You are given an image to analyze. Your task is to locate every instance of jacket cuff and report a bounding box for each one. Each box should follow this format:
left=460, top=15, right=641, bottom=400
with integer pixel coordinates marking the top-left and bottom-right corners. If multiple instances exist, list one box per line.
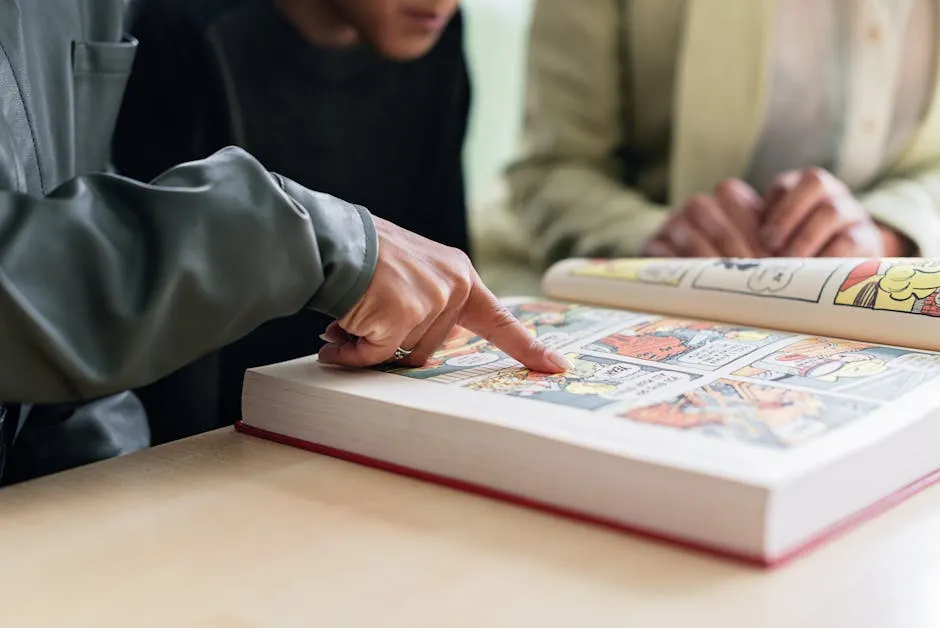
left=858, top=181, right=940, bottom=257
left=273, top=174, right=379, bottom=319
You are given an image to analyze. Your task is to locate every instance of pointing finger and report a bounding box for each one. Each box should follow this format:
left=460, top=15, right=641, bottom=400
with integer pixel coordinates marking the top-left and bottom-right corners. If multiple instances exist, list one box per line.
left=458, top=277, right=571, bottom=374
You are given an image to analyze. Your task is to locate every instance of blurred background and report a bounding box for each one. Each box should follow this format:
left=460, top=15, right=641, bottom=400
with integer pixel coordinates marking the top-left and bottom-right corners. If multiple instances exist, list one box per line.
left=461, top=0, right=532, bottom=211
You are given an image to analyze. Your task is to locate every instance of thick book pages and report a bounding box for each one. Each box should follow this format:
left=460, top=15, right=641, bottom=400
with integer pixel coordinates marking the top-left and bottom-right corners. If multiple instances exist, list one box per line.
left=239, top=260, right=940, bottom=565
left=543, top=257, right=940, bottom=351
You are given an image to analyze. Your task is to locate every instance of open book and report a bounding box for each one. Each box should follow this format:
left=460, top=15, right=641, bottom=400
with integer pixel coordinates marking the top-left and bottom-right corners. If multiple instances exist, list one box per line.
left=237, top=257, right=940, bottom=566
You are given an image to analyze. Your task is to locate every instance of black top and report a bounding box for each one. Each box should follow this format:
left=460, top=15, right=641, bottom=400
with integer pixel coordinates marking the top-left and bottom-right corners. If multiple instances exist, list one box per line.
left=115, top=0, right=470, bottom=249
left=113, top=0, right=471, bottom=440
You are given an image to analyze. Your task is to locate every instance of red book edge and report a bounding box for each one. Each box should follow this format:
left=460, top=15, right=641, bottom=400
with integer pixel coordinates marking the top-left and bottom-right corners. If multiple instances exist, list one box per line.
left=234, top=420, right=940, bottom=569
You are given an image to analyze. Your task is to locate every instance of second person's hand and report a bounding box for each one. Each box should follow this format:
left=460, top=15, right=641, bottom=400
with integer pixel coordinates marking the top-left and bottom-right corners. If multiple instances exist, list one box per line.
left=318, top=216, right=573, bottom=373
left=760, top=167, right=913, bottom=257
left=643, top=179, right=768, bottom=258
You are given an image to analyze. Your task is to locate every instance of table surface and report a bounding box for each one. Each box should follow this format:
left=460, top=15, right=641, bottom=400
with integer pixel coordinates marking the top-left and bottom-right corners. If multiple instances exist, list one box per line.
left=1, top=428, right=938, bottom=627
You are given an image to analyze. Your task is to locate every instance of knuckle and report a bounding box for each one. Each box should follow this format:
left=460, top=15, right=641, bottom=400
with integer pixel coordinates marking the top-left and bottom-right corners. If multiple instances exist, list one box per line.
left=433, top=283, right=450, bottom=309
left=815, top=201, right=838, bottom=222
left=449, top=246, right=472, bottom=270
left=685, top=198, right=712, bottom=223
left=791, top=232, right=815, bottom=250
left=714, top=179, right=738, bottom=201
left=492, top=306, right=517, bottom=329
left=805, top=166, right=828, bottom=182
left=685, top=194, right=709, bottom=210
left=447, top=248, right=474, bottom=291
left=401, top=302, right=427, bottom=325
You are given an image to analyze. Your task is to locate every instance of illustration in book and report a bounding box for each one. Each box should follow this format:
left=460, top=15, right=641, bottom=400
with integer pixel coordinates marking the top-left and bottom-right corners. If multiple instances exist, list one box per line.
left=621, top=379, right=878, bottom=449
left=585, top=318, right=789, bottom=370
left=569, top=258, right=690, bottom=287
left=387, top=301, right=636, bottom=381
left=690, top=258, right=835, bottom=303
left=464, top=353, right=700, bottom=411
left=834, top=259, right=940, bottom=316
left=733, top=337, right=940, bottom=400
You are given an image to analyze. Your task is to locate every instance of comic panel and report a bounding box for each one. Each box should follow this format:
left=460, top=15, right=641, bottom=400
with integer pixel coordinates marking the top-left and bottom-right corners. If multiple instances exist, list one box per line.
left=620, top=379, right=879, bottom=449
left=569, top=259, right=690, bottom=287
left=462, top=353, right=702, bottom=412
left=834, top=259, right=940, bottom=317
left=584, top=318, right=790, bottom=371
left=385, top=300, right=639, bottom=382
left=691, top=259, right=835, bottom=302
left=732, top=337, right=940, bottom=400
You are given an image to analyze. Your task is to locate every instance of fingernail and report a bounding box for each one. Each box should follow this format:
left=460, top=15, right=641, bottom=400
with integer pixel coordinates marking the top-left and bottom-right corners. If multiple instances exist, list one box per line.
left=546, top=350, right=574, bottom=372
left=319, top=329, right=347, bottom=344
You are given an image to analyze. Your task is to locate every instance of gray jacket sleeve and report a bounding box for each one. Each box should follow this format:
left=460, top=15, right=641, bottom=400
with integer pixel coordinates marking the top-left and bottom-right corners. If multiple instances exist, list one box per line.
left=0, top=146, right=377, bottom=404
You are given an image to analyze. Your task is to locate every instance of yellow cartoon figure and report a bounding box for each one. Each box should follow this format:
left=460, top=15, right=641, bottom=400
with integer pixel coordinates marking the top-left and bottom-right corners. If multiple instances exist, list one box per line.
left=836, top=259, right=940, bottom=315
left=739, top=337, right=889, bottom=383
left=571, top=259, right=687, bottom=287
left=466, top=354, right=632, bottom=411
left=563, top=381, right=618, bottom=395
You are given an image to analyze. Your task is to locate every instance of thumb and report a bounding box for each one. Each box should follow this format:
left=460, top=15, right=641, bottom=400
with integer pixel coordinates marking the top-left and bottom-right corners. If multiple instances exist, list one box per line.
left=459, top=280, right=571, bottom=374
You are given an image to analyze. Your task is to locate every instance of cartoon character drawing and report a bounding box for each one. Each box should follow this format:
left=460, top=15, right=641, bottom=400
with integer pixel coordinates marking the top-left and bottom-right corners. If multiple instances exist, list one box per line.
left=591, top=333, right=688, bottom=361
left=571, top=259, right=688, bottom=286
left=466, top=354, right=624, bottom=410
left=622, top=379, right=873, bottom=448
left=468, top=369, right=618, bottom=398
left=388, top=326, right=492, bottom=376
left=835, top=259, right=940, bottom=315
left=515, top=301, right=572, bottom=328
left=587, top=318, right=776, bottom=369
left=740, top=338, right=888, bottom=383
left=388, top=301, right=594, bottom=380
left=464, top=354, right=691, bottom=411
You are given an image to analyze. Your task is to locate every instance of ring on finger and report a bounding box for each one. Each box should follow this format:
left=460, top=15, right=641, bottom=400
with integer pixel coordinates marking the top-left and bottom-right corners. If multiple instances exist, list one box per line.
left=392, top=346, right=413, bottom=361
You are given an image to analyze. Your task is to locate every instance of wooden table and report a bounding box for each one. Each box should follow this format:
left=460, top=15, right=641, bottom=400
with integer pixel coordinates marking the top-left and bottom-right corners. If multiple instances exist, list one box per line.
left=0, top=428, right=938, bottom=627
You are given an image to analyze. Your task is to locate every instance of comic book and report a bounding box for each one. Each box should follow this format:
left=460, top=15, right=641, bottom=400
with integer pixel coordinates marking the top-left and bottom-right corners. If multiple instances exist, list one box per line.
left=237, top=257, right=940, bottom=567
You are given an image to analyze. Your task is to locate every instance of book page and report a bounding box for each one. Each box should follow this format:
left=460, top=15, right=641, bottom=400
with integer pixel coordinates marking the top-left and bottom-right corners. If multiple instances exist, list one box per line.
left=379, top=299, right=940, bottom=457
left=541, top=257, right=940, bottom=352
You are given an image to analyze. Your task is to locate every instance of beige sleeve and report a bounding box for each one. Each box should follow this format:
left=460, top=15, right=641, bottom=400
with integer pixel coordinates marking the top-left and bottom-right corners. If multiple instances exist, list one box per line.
left=505, top=0, right=668, bottom=269
left=858, top=159, right=940, bottom=257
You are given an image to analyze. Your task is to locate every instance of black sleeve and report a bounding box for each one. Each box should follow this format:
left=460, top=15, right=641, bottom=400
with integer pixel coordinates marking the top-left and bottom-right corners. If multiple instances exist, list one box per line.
left=112, top=0, right=228, bottom=181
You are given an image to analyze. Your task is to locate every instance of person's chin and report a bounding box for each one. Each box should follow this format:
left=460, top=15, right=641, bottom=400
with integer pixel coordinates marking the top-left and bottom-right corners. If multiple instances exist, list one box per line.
left=376, top=36, right=438, bottom=61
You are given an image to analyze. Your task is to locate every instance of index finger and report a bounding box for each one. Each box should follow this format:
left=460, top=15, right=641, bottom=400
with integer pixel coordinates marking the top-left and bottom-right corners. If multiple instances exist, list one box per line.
left=714, top=180, right=767, bottom=255
left=762, top=172, right=828, bottom=253
left=458, top=278, right=571, bottom=374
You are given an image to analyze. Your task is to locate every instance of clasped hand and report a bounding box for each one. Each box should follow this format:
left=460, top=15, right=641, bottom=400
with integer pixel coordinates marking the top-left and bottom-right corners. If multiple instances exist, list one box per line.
left=643, top=167, right=912, bottom=259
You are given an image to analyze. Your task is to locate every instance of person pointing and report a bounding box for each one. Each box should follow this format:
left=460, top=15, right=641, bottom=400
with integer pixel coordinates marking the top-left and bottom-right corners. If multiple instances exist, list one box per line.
left=0, top=0, right=566, bottom=483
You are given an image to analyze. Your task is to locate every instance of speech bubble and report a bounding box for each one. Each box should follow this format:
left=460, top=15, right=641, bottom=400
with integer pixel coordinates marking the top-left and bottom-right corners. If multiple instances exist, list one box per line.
left=594, top=362, right=641, bottom=381
left=746, top=263, right=799, bottom=294
left=536, top=332, right=574, bottom=349
left=887, top=353, right=940, bottom=370
left=446, top=352, right=501, bottom=367
left=614, top=370, right=695, bottom=399
left=677, top=341, right=754, bottom=369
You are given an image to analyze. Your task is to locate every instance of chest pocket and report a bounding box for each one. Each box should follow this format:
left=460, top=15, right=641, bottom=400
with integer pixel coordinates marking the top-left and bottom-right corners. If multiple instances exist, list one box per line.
left=72, top=35, right=137, bottom=174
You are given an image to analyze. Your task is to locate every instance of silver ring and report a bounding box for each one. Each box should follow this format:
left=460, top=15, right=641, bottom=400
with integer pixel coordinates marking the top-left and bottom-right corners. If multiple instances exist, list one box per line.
left=392, top=346, right=413, bottom=361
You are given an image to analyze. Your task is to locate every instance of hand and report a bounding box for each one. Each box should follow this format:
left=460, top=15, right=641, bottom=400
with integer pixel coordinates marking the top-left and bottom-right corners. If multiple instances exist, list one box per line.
left=643, top=179, right=768, bottom=258
left=318, top=216, right=572, bottom=373
left=761, top=167, right=914, bottom=257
